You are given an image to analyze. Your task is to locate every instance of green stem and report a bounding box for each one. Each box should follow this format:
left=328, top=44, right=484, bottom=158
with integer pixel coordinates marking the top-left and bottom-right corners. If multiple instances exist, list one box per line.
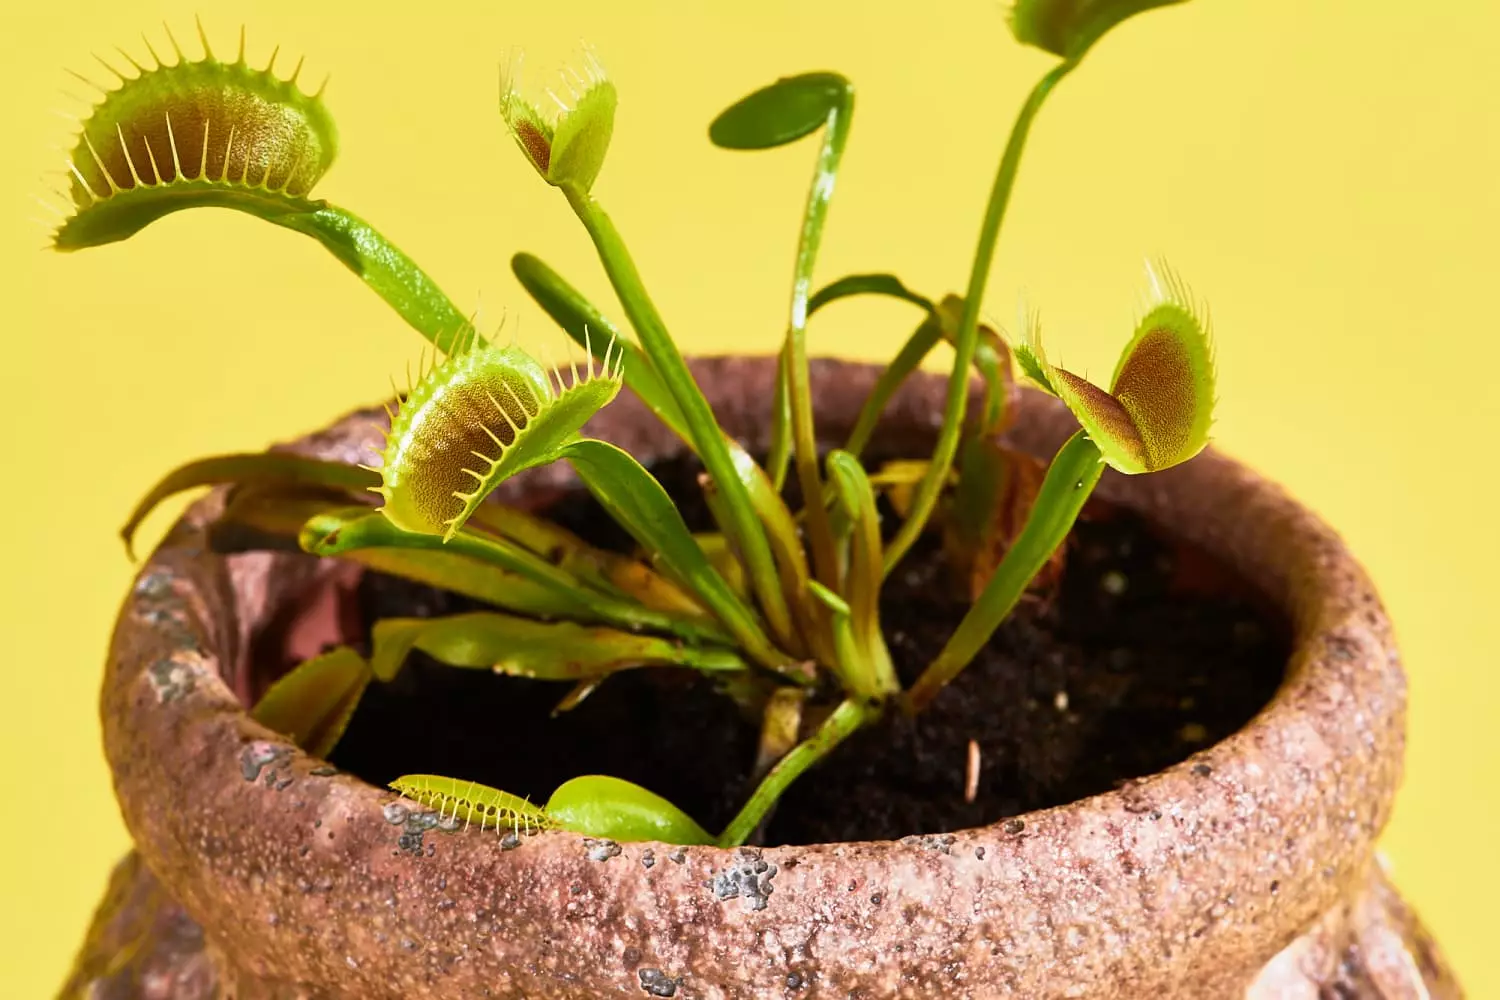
left=826, top=452, right=899, bottom=697
left=766, top=351, right=793, bottom=490
left=278, top=204, right=473, bottom=353
left=843, top=315, right=943, bottom=459
left=779, top=98, right=854, bottom=593
left=563, top=188, right=796, bottom=656
left=882, top=59, right=1077, bottom=576
left=512, top=252, right=816, bottom=658
left=718, top=698, right=871, bottom=847
left=906, top=431, right=1103, bottom=711
left=301, top=509, right=730, bottom=645
left=442, top=532, right=733, bottom=646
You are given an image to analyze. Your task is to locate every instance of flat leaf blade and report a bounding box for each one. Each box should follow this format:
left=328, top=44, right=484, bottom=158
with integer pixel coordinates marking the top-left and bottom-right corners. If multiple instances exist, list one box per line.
left=375, top=611, right=748, bottom=681
left=211, top=485, right=593, bottom=622
left=807, top=272, right=935, bottom=316
left=300, top=506, right=731, bottom=643
left=559, top=439, right=796, bottom=677
left=251, top=646, right=371, bottom=758
left=123, top=453, right=376, bottom=558
left=546, top=775, right=713, bottom=845
left=709, top=72, right=849, bottom=150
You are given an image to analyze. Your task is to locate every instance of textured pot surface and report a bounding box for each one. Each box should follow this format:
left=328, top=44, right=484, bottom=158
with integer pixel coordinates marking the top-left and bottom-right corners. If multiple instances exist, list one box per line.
left=65, top=358, right=1460, bottom=999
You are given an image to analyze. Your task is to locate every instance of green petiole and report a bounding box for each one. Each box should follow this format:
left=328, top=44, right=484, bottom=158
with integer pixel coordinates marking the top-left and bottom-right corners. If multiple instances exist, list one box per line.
left=718, top=698, right=872, bottom=847
left=299, top=508, right=734, bottom=646
left=906, top=430, right=1103, bottom=711
left=562, top=187, right=795, bottom=657
left=883, top=58, right=1078, bottom=576
left=777, top=89, right=854, bottom=594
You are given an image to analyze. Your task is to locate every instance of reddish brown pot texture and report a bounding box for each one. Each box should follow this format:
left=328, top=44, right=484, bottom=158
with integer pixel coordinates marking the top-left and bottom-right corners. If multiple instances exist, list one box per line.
left=62, top=358, right=1460, bottom=999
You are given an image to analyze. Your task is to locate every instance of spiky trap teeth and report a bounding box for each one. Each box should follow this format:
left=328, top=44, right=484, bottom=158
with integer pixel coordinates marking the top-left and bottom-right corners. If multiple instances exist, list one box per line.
left=1017, top=261, right=1216, bottom=474
left=49, top=20, right=337, bottom=251
left=499, top=48, right=616, bottom=193
left=375, top=331, right=625, bottom=540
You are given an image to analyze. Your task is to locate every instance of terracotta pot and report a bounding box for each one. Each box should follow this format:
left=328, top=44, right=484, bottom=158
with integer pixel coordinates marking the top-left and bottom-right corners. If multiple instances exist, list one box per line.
left=63, top=358, right=1460, bottom=999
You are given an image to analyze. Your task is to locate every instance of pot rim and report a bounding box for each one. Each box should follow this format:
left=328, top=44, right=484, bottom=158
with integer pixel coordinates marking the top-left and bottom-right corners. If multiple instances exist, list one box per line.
left=102, top=356, right=1405, bottom=998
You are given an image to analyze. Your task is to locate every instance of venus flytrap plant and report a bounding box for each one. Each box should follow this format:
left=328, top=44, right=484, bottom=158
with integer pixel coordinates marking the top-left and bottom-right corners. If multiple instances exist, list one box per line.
left=906, top=263, right=1216, bottom=710
left=59, top=1, right=1215, bottom=850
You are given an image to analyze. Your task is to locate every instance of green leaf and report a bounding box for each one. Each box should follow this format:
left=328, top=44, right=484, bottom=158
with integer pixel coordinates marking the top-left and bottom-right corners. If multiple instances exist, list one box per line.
left=558, top=440, right=799, bottom=678
left=122, top=452, right=376, bottom=559
left=251, top=646, right=371, bottom=758
left=711, top=74, right=856, bottom=589
left=518, top=258, right=815, bottom=656
left=803, top=274, right=945, bottom=459
left=844, top=317, right=945, bottom=458
left=389, top=772, right=713, bottom=845
left=825, top=451, right=897, bottom=697
left=547, top=775, right=713, bottom=845
left=275, top=206, right=476, bottom=352
left=807, top=273, right=936, bottom=316
left=934, top=294, right=1015, bottom=436
left=211, top=485, right=596, bottom=622
left=718, top=698, right=872, bottom=847
left=510, top=252, right=687, bottom=436
left=709, top=72, right=849, bottom=150
left=1009, top=0, right=1191, bottom=60
left=515, top=253, right=811, bottom=649
left=882, top=59, right=1077, bottom=576
left=467, top=503, right=709, bottom=619
left=565, top=157, right=794, bottom=662
left=299, top=507, right=731, bottom=644
left=52, top=32, right=471, bottom=350
left=369, top=611, right=748, bottom=683
left=907, top=431, right=1104, bottom=711
left=687, top=534, right=750, bottom=601
left=376, top=339, right=622, bottom=539
left=1021, top=263, right=1215, bottom=474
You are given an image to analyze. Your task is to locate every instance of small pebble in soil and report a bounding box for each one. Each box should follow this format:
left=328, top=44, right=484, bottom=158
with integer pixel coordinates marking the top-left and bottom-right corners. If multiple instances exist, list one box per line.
left=637, top=968, right=680, bottom=997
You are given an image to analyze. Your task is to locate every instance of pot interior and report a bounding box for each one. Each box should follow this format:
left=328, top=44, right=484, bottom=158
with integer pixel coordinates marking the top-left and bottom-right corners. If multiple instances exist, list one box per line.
left=242, top=443, right=1290, bottom=847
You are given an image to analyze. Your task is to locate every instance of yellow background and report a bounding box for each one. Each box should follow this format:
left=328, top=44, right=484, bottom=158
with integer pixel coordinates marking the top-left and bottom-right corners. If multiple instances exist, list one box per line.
left=3, top=0, right=1494, bottom=995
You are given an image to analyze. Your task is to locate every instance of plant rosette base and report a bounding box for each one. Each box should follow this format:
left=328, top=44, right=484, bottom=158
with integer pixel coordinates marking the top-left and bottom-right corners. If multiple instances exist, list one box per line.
left=66, top=358, right=1459, bottom=999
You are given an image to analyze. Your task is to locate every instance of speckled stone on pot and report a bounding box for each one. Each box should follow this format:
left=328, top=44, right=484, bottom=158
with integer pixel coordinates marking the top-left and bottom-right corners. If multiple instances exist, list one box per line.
left=62, top=358, right=1461, bottom=999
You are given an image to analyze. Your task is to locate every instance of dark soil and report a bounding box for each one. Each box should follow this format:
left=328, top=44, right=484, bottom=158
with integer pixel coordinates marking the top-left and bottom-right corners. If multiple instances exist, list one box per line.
left=327, top=453, right=1289, bottom=845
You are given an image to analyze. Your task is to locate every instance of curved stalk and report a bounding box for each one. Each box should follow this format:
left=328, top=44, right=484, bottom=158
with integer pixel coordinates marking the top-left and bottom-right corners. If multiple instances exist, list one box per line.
left=844, top=315, right=943, bottom=458
left=562, top=188, right=795, bottom=655
left=779, top=95, right=855, bottom=592
left=883, top=58, right=1077, bottom=575
left=300, top=508, right=732, bottom=646
left=718, top=698, right=872, bottom=847
left=277, top=204, right=474, bottom=352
